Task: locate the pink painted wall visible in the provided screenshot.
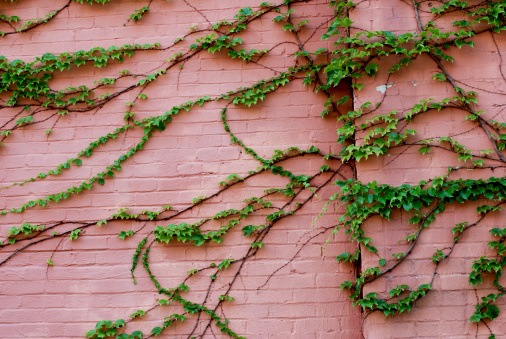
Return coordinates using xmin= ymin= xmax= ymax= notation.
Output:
xmin=0 ymin=0 xmax=359 ymax=338
xmin=0 ymin=0 xmax=504 ymax=338
xmin=353 ymin=1 xmax=506 ymax=338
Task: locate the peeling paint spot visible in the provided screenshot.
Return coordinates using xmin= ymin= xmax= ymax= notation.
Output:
xmin=376 ymin=84 xmax=392 ymax=94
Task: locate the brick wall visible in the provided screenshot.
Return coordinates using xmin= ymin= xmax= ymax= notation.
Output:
xmin=0 ymin=0 xmax=504 ymax=338
xmin=354 ymin=1 xmax=506 ymax=338
xmin=0 ymin=0 xmax=360 ymax=338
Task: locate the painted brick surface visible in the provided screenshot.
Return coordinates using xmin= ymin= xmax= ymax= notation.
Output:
xmin=0 ymin=0 xmax=505 ymax=338
xmin=0 ymin=1 xmax=360 ymax=338
xmin=353 ymin=1 xmax=506 ymax=338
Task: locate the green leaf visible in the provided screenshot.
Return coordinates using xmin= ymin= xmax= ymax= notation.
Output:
xmin=237 ymin=7 xmax=253 ymax=17
xmin=129 ymin=310 xmax=146 ymax=319
xmin=69 ymin=229 xmax=81 ymax=240
xmin=418 ymin=146 xmax=430 ymax=155
xmin=241 ymin=225 xmax=256 ymax=236
xmin=433 ymin=73 xmax=446 ymax=81
xmin=336 ymin=252 xmax=351 ymax=262
xmin=151 ymin=327 xmax=163 ymax=336
xmin=365 ymin=63 xmax=378 ymax=76
xmin=119 ymin=230 xmax=134 ymax=239
xmin=282 ymin=23 xmax=294 ymax=31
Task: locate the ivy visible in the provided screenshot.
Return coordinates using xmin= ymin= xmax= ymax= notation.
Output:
xmin=69 ymin=229 xmax=82 ymax=240
xmin=85 ymin=319 xmax=125 ymax=339
xmin=7 ymin=223 xmax=44 ymax=237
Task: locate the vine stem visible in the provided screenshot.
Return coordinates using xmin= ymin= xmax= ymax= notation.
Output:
xmin=361 ymin=310 xmax=377 ymax=339
xmin=428 ymin=201 xmax=506 ymax=286
xmin=363 ymin=201 xmax=440 ymax=284
xmin=0 ymin=149 xmax=339 ymax=268
xmin=412 ymin=0 xmax=423 ymax=32
xmin=430 ymin=55 xmax=506 ymax=162
xmin=287 ymin=3 xmax=345 ymax=117
xmin=256 ymin=224 xmax=341 ymax=291
xmin=2 ymin=0 xmax=72 ymax=36
xmin=412 ymin=0 xmax=505 ymax=163
xmin=490 ymin=32 xmax=506 ymax=84
xmin=0 ymin=222 xmax=91 ymax=267
xmin=197 ymin=167 xmax=344 ymax=337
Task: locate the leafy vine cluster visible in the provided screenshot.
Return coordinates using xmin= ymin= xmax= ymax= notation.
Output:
xmin=0 ymin=0 xmax=505 ymax=338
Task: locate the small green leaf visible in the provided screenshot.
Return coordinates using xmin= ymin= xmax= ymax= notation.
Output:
xmin=69 ymin=229 xmax=82 ymax=240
